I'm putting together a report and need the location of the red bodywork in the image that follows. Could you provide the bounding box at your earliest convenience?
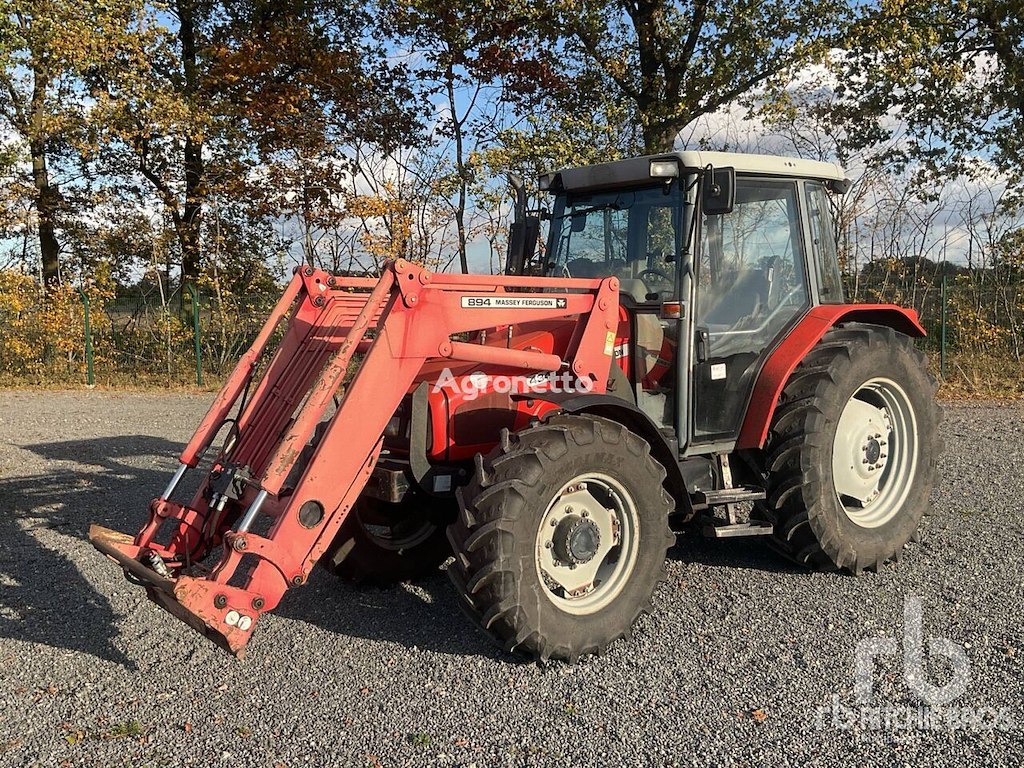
[422,309,633,461]
[88,258,924,656]
[89,260,620,655]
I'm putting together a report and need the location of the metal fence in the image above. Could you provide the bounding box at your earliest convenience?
[0,286,276,385]
[54,290,277,387]
[2,266,1019,391]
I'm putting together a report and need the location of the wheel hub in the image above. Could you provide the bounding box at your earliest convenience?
[553,515,601,565]
[833,397,891,506]
[830,378,919,529]
[864,438,881,465]
[535,475,638,615]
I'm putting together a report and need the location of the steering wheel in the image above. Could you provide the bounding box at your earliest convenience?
[637,268,672,287]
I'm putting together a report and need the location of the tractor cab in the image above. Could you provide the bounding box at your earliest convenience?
[513,151,851,454]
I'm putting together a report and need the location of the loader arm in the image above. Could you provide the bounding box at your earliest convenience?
[89,259,620,656]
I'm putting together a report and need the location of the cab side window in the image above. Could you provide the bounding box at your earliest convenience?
[805,182,845,303]
[698,179,809,338]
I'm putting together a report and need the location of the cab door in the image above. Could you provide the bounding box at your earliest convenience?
[689,177,811,445]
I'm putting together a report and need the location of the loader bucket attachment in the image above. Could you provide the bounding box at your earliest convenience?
[88,259,621,655]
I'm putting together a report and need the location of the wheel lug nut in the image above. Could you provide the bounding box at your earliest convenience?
[545,541,553,549]
[550,518,557,527]
[582,510,589,517]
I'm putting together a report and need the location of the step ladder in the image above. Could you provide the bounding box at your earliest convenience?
[698,455,773,538]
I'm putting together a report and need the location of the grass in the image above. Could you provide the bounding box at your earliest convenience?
[62,720,147,746]
[930,353,1024,400]
[408,732,431,747]
[101,720,144,739]
[0,375,224,392]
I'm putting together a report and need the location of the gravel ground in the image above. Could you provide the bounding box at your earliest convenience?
[0,390,1021,767]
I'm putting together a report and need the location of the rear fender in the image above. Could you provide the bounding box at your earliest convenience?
[736,304,926,450]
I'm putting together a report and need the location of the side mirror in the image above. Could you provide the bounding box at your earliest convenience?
[702,166,735,215]
[521,215,540,273]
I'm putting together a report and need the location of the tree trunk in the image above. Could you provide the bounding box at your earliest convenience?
[446,65,469,274]
[628,0,682,154]
[177,0,203,293]
[641,121,679,154]
[29,67,60,289]
[31,141,61,288]
[181,134,203,288]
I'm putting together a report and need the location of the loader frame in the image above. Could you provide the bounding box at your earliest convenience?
[90,259,620,655]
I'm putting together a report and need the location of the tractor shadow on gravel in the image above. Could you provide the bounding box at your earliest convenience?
[277,530,810,658]
[1,435,506,663]
[0,435,188,668]
[0,434,809,666]
[276,566,517,661]
[668,530,810,575]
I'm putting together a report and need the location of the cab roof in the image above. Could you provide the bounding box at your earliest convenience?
[542,150,848,194]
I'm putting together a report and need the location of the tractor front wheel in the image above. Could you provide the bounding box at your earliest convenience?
[448,414,675,661]
[323,493,454,584]
[756,323,941,572]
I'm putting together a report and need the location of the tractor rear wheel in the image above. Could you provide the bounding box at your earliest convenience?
[755,323,941,572]
[448,414,675,661]
[323,492,454,584]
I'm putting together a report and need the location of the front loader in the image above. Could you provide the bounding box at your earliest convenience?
[90,151,940,661]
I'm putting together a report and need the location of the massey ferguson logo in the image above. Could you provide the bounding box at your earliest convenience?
[460,296,568,310]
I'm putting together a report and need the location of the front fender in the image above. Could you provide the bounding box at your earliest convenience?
[518,392,695,516]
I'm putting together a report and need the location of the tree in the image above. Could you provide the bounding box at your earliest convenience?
[0,1,146,288]
[548,0,855,152]
[836,0,1024,189]
[89,0,419,294]
[380,0,556,272]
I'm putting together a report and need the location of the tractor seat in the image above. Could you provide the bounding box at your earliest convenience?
[702,269,768,327]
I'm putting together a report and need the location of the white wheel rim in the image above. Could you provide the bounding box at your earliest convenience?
[831,377,918,528]
[534,473,640,615]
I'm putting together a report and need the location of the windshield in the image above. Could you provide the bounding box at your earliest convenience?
[546,182,682,302]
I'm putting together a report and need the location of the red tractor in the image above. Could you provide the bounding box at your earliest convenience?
[90,151,940,661]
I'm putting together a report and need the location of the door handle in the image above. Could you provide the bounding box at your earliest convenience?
[695,328,710,363]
